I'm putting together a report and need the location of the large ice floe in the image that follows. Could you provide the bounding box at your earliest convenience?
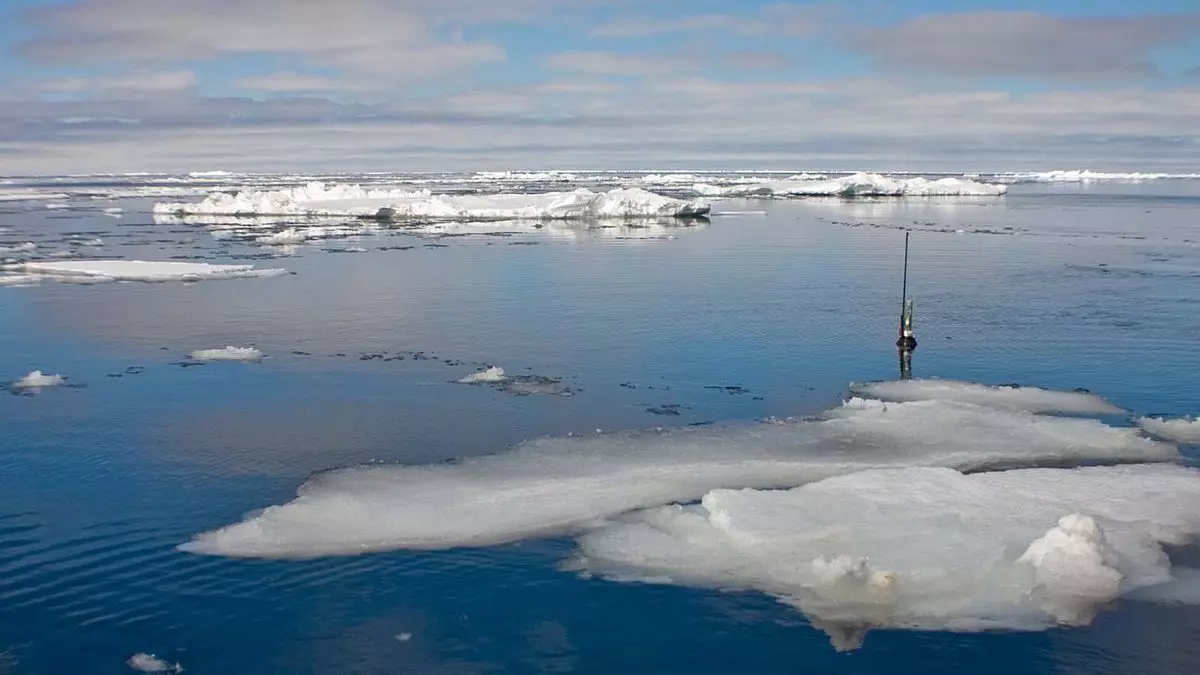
[181,380,1174,558]
[0,260,287,285]
[178,377,1200,646]
[189,346,263,362]
[693,172,1008,198]
[154,183,710,221]
[1137,416,1200,444]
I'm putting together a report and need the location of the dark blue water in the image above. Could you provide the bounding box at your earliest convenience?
[2,179,1199,673]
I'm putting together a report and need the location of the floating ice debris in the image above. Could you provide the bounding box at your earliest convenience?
[1137,416,1200,444]
[189,346,263,362]
[12,370,66,389]
[396,633,413,642]
[0,188,69,202]
[850,379,1122,414]
[500,375,572,397]
[154,184,710,220]
[127,653,182,673]
[179,383,1174,558]
[572,464,1200,648]
[0,243,36,253]
[3,260,288,285]
[46,203,70,210]
[256,228,308,245]
[997,170,1200,184]
[102,207,124,216]
[457,366,508,383]
[70,237,104,247]
[693,173,1007,198]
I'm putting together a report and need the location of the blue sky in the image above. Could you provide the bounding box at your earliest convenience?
[1,0,1199,173]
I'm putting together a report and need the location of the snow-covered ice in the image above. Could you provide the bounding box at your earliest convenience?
[694,173,1007,198]
[0,188,69,202]
[1137,416,1200,444]
[457,366,508,383]
[3,260,288,285]
[178,382,1174,558]
[189,346,263,362]
[850,379,1122,414]
[998,170,1200,183]
[12,370,66,389]
[154,183,710,220]
[572,463,1200,648]
[127,653,182,673]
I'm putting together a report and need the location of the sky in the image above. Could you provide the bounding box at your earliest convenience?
[1,0,1199,174]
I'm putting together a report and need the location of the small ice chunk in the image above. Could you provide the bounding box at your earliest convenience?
[1137,416,1200,444]
[11,260,287,284]
[0,242,36,253]
[396,632,413,642]
[1018,514,1123,624]
[46,203,70,210]
[457,366,507,383]
[127,653,182,673]
[12,370,66,388]
[189,346,263,361]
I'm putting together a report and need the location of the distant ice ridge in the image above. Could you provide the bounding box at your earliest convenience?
[998,170,1200,183]
[693,172,1007,198]
[189,346,263,362]
[573,464,1200,647]
[153,183,710,220]
[12,370,66,389]
[179,380,1175,558]
[0,260,288,285]
[1137,416,1200,444]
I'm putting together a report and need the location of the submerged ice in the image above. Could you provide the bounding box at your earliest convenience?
[180,381,1175,558]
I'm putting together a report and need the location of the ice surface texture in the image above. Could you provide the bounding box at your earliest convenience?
[154,183,710,220]
[188,347,263,362]
[1138,416,1200,444]
[1,260,287,285]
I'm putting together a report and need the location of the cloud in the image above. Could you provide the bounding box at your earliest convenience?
[545,51,699,76]
[854,11,1200,79]
[234,72,366,93]
[17,0,508,80]
[590,3,822,38]
[39,70,199,95]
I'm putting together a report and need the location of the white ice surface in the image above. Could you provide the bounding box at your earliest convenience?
[1137,416,1200,444]
[694,173,1007,198]
[457,366,508,383]
[12,370,66,388]
[850,379,1122,414]
[180,383,1175,558]
[154,183,710,220]
[5,260,288,284]
[573,464,1200,647]
[189,346,263,362]
[0,189,69,202]
[999,170,1200,183]
[0,243,36,253]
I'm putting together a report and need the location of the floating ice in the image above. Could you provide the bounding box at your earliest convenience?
[180,383,1175,558]
[189,346,263,362]
[154,183,710,220]
[573,464,1200,647]
[1137,416,1200,444]
[4,260,288,285]
[127,653,182,673]
[0,243,36,253]
[998,170,1200,184]
[0,189,69,202]
[850,379,1122,414]
[12,370,66,388]
[45,203,70,210]
[457,366,508,383]
[694,173,1007,198]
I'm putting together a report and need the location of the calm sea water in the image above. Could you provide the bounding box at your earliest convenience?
[2,178,1199,674]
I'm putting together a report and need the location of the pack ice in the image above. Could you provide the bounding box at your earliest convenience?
[154,183,710,221]
[180,380,1175,558]
[693,172,1007,198]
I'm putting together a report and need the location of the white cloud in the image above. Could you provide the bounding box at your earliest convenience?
[40,70,199,95]
[855,11,1200,78]
[590,3,822,38]
[235,72,366,93]
[545,51,699,76]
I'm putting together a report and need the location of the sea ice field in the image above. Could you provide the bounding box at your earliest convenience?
[2,169,1200,674]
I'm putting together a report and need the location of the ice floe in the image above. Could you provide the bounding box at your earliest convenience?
[457,366,507,383]
[153,183,710,220]
[997,170,1200,184]
[1137,416,1200,444]
[0,243,36,253]
[572,463,1200,648]
[850,379,1122,414]
[179,381,1174,558]
[127,653,182,673]
[693,173,1007,198]
[0,188,69,202]
[1,260,288,285]
[189,346,263,362]
[12,370,66,389]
